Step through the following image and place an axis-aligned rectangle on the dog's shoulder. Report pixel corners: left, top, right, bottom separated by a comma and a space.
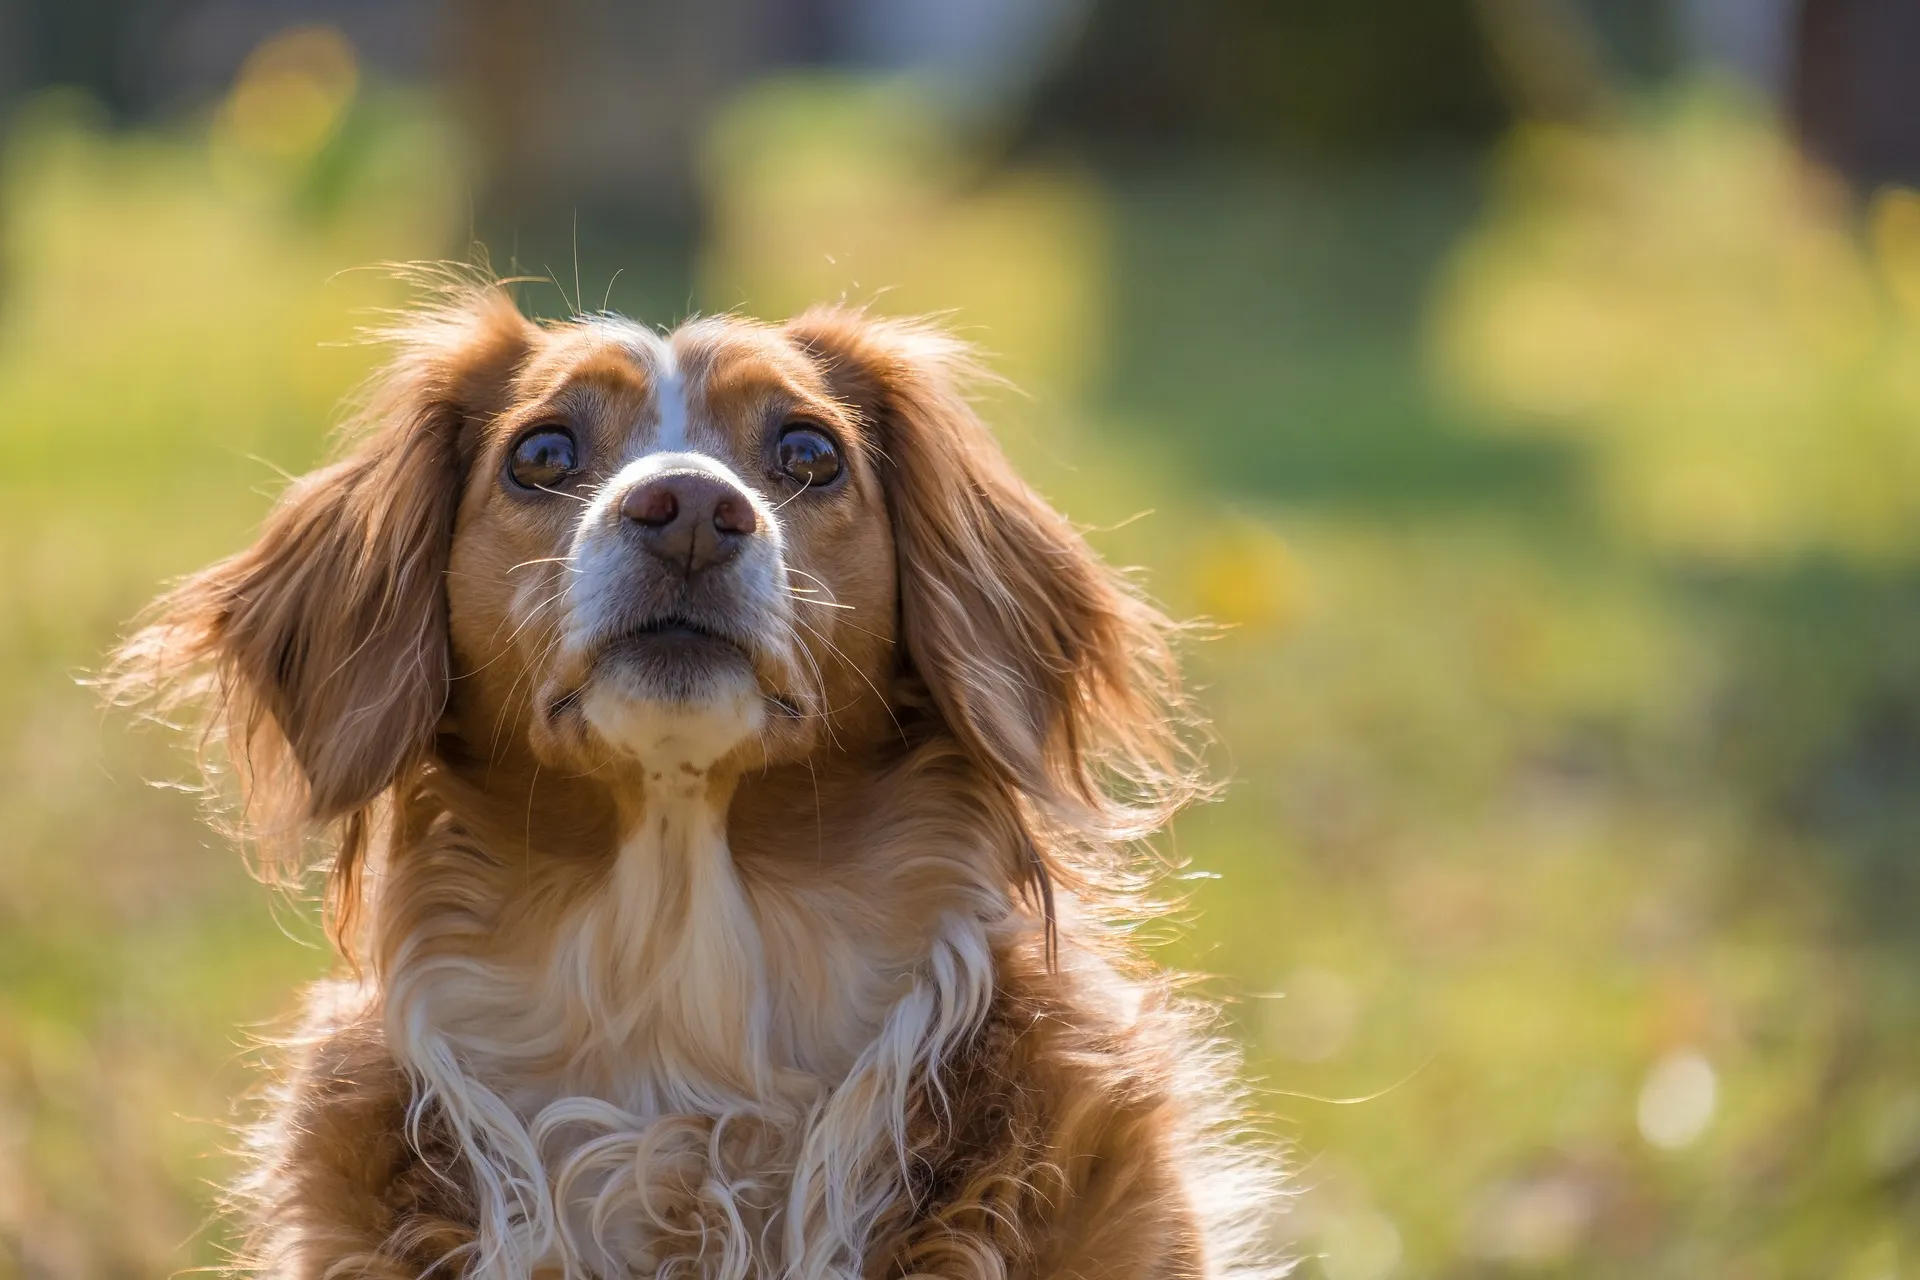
242, 979, 479, 1278
877, 948, 1224, 1280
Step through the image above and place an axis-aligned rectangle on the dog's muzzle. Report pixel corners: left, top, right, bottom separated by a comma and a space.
562, 452, 790, 726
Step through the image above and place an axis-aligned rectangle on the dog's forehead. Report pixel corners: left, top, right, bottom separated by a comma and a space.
668, 318, 827, 403
519, 317, 824, 422
510, 319, 659, 408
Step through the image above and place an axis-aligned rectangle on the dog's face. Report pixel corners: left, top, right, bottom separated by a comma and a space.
443, 318, 898, 780
116, 286, 1185, 937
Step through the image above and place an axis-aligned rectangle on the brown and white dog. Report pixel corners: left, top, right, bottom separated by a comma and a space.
113, 280, 1278, 1279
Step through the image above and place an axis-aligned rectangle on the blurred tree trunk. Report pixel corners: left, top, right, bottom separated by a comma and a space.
451, 0, 559, 235
446, 0, 801, 240
1792, 0, 1920, 190
1026, 0, 1510, 155
1471, 0, 1611, 121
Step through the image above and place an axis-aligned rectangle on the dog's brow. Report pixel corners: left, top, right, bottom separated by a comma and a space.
701, 367, 796, 412
693, 344, 845, 431
559, 351, 651, 398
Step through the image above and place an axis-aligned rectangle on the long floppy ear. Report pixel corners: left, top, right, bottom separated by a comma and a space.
109, 285, 535, 945
786, 308, 1203, 877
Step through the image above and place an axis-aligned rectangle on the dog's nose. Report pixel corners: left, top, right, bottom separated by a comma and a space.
619, 471, 758, 575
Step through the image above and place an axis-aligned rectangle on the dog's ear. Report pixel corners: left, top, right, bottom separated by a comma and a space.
785, 309, 1200, 861
111, 286, 535, 937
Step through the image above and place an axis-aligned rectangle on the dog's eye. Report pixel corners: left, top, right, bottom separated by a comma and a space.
507, 428, 579, 491
777, 424, 842, 488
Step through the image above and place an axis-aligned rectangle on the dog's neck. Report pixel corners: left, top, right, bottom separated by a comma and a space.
561, 768, 775, 1100
377, 742, 1011, 1276
384, 741, 1006, 1103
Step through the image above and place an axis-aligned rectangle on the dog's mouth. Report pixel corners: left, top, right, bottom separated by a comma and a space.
601, 616, 752, 666
547, 620, 803, 725
545, 614, 761, 716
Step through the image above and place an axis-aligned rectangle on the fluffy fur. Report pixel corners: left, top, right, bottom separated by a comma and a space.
110, 275, 1281, 1279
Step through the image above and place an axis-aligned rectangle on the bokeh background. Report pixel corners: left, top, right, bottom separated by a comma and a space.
3, 0, 1919, 1275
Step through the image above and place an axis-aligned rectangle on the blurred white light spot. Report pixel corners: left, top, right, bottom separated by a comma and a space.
1264, 967, 1359, 1063
1320, 1209, 1401, 1280
1637, 1050, 1717, 1150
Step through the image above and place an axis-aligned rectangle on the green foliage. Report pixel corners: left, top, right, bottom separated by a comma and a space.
1, 68, 1916, 1279
1434, 85, 1920, 564
0, 67, 461, 1273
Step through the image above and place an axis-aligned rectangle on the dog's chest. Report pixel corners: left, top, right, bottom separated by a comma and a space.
414, 945, 841, 1278
514, 1083, 813, 1278
393, 822, 909, 1276
380, 790, 1012, 1280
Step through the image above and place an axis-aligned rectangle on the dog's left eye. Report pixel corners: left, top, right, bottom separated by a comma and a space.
777, 424, 842, 487
507, 428, 579, 491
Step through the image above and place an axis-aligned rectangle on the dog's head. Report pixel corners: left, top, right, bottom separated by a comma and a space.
436, 303, 901, 785
112, 284, 1193, 943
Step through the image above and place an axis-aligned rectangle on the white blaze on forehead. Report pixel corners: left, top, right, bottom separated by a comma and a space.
596, 318, 690, 453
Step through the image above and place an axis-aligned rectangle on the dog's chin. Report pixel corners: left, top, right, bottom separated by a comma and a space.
576, 624, 767, 775
597, 623, 756, 699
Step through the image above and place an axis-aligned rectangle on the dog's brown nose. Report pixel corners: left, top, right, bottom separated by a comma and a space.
619, 471, 758, 575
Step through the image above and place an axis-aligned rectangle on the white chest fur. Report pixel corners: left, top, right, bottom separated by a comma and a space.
381, 785, 996, 1280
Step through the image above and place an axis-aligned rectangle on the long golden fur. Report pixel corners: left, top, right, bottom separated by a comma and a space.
110, 276, 1280, 1279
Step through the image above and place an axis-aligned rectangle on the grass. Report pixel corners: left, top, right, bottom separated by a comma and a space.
1, 73, 1917, 1279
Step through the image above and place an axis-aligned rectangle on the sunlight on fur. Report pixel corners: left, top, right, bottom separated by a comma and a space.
107, 268, 1284, 1279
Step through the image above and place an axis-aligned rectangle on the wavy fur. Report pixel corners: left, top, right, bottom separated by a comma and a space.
108, 277, 1282, 1279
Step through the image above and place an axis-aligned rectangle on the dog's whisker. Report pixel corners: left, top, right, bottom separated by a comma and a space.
782, 566, 839, 595
786, 593, 855, 612
506, 556, 581, 574
767, 483, 820, 515
792, 613, 904, 747
480, 587, 568, 671
773, 618, 842, 750
485, 603, 570, 765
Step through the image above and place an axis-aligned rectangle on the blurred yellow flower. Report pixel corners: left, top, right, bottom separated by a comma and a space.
1870, 186, 1920, 318
219, 27, 358, 158
1189, 515, 1307, 634
212, 26, 358, 189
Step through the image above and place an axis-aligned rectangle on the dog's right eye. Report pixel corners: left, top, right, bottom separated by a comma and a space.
507, 428, 579, 491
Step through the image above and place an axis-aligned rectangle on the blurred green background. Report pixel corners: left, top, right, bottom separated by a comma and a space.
3, 1, 1920, 1275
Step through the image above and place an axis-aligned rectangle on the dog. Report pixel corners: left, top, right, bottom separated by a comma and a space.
112, 279, 1278, 1279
